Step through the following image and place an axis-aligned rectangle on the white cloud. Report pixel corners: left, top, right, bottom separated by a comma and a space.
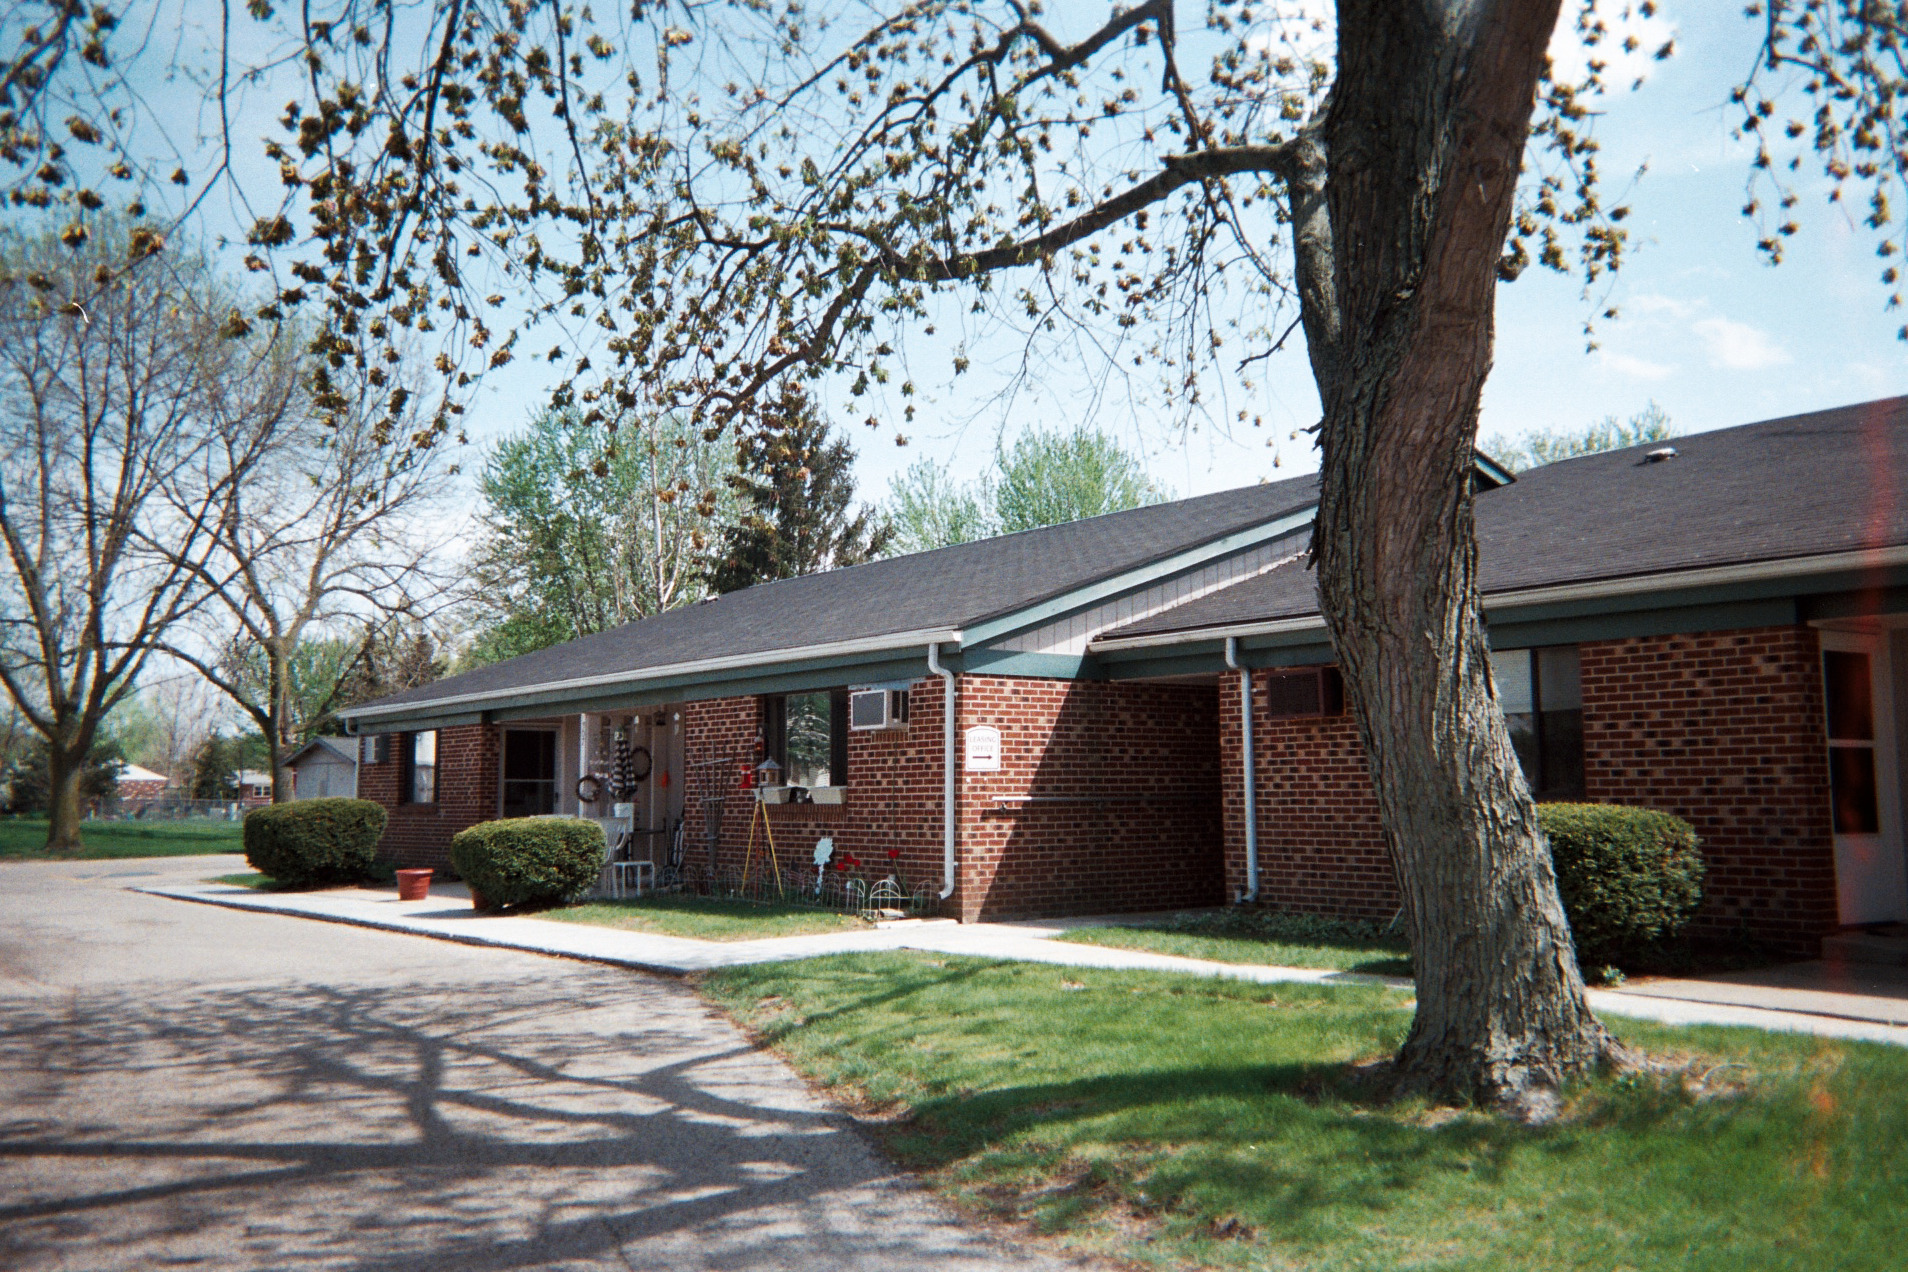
1692, 316, 1792, 371
1626, 292, 1701, 320
1547, 3, 1677, 95
1599, 350, 1675, 381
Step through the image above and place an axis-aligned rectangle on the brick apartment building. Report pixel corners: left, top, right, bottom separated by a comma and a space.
340, 399, 1908, 954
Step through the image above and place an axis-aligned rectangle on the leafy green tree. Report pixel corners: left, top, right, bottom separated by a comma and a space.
707, 388, 891, 593
882, 460, 997, 555
466, 409, 736, 666
1484, 404, 1675, 474
881, 428, 1165, 556
995, 427, 1167, 535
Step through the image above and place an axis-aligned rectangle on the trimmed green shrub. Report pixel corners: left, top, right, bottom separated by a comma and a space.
450, 817, 605, 909
243, 798, 387, 886
1541, 802, 1705, 964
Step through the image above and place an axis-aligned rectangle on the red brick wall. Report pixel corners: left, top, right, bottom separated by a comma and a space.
1216, 626, 1841, 955
685, 676, 1224, 921
1219, 668, 1398, 920
1582, 626, 1836, 953
956, 676, 1223, 921
686, 687, 952, 909
358, 724, 500, 872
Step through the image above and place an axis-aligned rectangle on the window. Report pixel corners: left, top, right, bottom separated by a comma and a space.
402, 731, 437, 805
501, 729, 558, 818
1824, 649, 1881, 834
1261, 666, 1346, 718
1489, 646, 1584, 800
764, 690, 849, 788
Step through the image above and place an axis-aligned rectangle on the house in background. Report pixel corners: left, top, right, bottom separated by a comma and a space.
287, 737, 359, 800
234, 770, 274, 808
114, 763, 172, 802
340, 398, 1908, 958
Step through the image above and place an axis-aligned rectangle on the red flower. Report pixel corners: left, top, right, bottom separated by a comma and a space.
886, 849, 900, 860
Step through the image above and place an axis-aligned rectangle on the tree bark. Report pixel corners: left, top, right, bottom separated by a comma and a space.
1310, 0, 1625, 1109
43, 742, 86, 854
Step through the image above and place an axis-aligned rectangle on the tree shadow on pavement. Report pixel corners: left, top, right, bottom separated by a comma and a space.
0, 966, 1042, 1272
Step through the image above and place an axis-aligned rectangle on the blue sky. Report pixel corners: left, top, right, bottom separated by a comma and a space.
429, 4, 1905, 509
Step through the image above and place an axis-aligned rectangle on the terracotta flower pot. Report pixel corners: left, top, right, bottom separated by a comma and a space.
469, 887, 490, 912
395, 868, 433, 901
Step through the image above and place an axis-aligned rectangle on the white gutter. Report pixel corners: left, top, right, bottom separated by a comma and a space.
927, 642, 957, 902
1090, 544, 1908, 652
343, 626, 965, 722
1224, 637, 1259, 903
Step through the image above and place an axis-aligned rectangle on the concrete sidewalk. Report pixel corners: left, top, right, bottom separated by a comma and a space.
140, 874, 1908, 1048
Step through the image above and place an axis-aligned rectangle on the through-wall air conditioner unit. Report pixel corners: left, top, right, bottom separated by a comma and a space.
849, 687, 910, 732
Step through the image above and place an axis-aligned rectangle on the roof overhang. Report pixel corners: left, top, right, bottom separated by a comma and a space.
340, 627, 965, 730
1090, 542, 1908, 654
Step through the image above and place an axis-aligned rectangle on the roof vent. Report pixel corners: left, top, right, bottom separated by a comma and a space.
1644, 446, 1678, 463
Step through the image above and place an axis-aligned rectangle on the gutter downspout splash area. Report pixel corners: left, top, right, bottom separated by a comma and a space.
1224, 637, 1259, 903
927, 642, 958, 903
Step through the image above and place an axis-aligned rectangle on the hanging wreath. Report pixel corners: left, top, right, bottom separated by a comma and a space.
576, 774, 604, 805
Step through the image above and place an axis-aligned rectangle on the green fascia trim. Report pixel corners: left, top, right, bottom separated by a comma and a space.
1486, 598, 1800, 649
958, 509, 1316, 648
473, 652, 944, 724
352, 711, 487, 736
1098, 635, 1338, 679
960, 649, 1092, 680
1801, 585, 1908, 622
1099, 648, 1226, 681
364, 650, 953, 730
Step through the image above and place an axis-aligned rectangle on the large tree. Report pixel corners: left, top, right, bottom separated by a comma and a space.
466, 406, 737, 666
162, 367, 452, 801
0, 220, 289, 850
15, 0, 1908, 1107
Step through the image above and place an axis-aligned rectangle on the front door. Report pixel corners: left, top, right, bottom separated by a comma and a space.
501, 729, 558, 819
1821, 631, 1907, 924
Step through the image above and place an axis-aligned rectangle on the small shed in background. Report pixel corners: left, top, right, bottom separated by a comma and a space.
286, 737, 358, 800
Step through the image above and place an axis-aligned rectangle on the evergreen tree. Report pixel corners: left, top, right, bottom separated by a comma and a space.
3, 737, 126, 814
708, 387, 892, 593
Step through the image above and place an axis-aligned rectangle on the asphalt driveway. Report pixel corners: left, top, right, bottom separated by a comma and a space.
0, 855, 1070, 1272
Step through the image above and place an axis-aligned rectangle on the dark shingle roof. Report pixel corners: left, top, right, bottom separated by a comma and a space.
1101, 397, 1908, 641
351, 472, 1321, 714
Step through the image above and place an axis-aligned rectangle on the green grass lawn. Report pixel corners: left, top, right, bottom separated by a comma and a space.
0, 816, 244, 861
705, 951, 1908, 1271
543, 892, 869, 941
1057, 908, 1413, 976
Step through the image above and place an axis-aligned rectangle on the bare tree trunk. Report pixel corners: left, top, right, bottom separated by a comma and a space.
44, 742, 86, 854
1312, 0, 1625, 1110
267, 644, 292, 804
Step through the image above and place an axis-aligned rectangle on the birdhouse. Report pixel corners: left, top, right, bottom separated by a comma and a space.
755, 757, 783, 787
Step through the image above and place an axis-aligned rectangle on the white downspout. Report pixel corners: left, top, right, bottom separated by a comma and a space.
927, 642, 957, 901
1225, 637, 1259, 903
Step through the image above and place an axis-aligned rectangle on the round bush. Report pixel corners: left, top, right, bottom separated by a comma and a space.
1540, 802, 1705, 963
450, 817, 605, 908
244, 797, 387, 886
